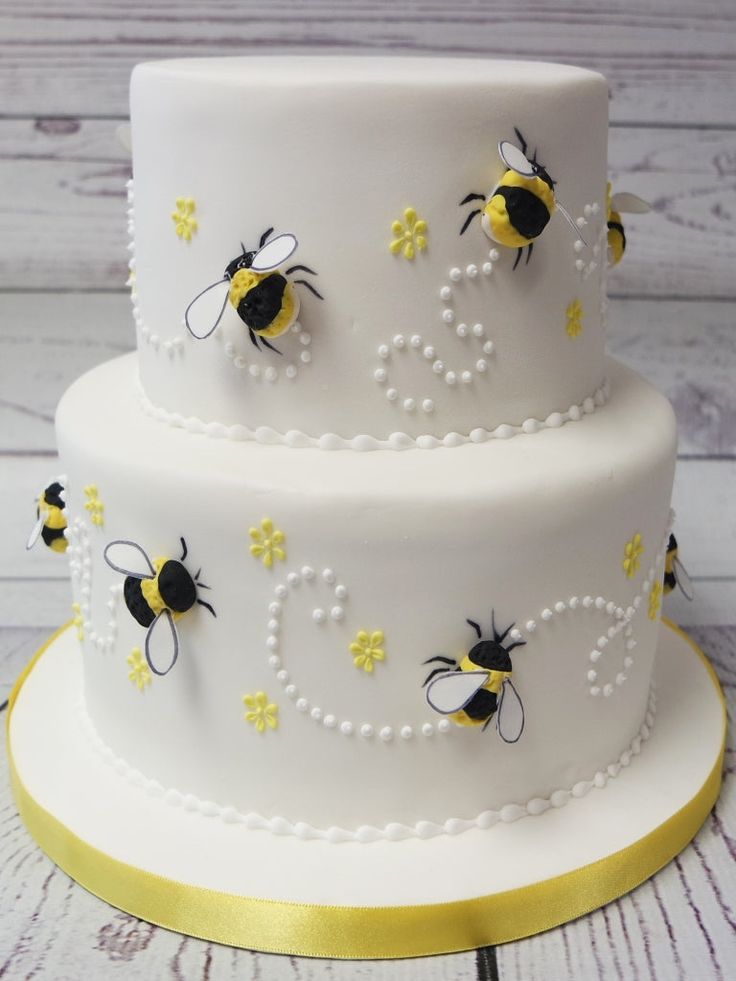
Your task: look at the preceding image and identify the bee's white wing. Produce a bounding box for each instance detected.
[425,670,489,714]
[497,679,525,744]
[184,278,230,340]
[145,609,180,676]
[251,233,299,272]
[610,192,651,214]
[674,558,695,601]
[498,141,535,177]
[26,511,47,550]
[104,540,156,580]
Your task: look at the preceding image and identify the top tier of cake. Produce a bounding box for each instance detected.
[130,57,609,447]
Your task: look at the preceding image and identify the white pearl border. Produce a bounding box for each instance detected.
[77,686,656,844]
[137,376,610,452]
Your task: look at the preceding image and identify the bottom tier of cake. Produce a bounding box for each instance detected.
[55,353,676,836]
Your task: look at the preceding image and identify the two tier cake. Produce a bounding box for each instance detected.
[8,58,725,958]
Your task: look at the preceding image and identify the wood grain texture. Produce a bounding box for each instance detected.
[1,121,734,296]
[1,0,736,125]
[607,299,736,457]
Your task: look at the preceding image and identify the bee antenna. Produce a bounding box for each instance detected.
[467,618,482,640]
[240,241,247,254]
[513,127,527,155]
[259,227,274,248]
[180,537,188,561]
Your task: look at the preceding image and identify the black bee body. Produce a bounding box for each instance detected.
[460,638,515,721]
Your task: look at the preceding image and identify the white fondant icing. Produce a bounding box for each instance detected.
[77,688,656,842]
[138,376,611,451]
[131,58,609,440]
[57,311,676,831]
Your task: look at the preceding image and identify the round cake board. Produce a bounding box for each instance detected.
[7,620,725,959]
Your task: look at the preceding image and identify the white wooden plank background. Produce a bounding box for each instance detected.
[0,1,734,978]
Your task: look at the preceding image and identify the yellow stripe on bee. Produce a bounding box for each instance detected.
[228,268,263,308]
[485,171,555,248]
[40,499,66,531]
[140,558,184,621]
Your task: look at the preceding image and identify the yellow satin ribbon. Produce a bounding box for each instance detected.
[6,619,726,959]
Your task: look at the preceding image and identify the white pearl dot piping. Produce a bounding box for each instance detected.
[265,567,447,741]
[68,516,121,655]
[138,376,610,452]
[572,201,604,280]
[220,320,311,385]
[510,513,673,699]
[79,685,656,844]
[374,262,498,413]
[127,181,187,357]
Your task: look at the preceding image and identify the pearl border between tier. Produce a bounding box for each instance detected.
[77,687,656,844]
[137,377,611,451]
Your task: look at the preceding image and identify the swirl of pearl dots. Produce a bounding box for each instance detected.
[220,319,312,385]
[572,201,604,280]
[373,252,500,416]
[67,517,122,655]
[264,566,452,743]
[505,515,673,699]
[126,179,186,357]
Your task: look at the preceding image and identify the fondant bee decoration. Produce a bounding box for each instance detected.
[422,613,526,742]
[26,478,68,554]
[663,534,694,600]
[104,537,216,676]
[606,185,651,266]
[184,229,323,353]
[459,128,583,270]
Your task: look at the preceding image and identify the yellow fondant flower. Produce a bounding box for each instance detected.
[243,691,279,733]
[83,484,104,528]
[349,630,386,673]
[389,207,428,260]
[72,601,84,641]
[127,648,152,692]
[171,197,198,241]
[648,580,663,621]
[249,517,286,568]
[623,533,644,579]
[566,298,584,338]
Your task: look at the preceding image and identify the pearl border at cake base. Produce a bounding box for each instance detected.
[6,619,725,960]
